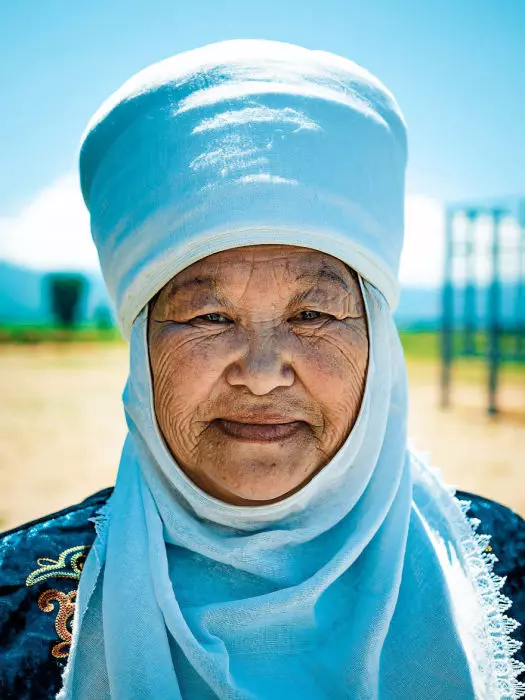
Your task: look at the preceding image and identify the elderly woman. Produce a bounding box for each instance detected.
[1,39,524,700]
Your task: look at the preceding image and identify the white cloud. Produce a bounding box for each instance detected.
[0,173,99,272]
[0,174,445,287]
[400,194,444,287]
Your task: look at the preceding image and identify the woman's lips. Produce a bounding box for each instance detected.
[215,419,304,442]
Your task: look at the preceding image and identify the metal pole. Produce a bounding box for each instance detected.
[441,207,454,409]
[488,209,502,415]
[518,199,525,359]
[464,210,477,356]
[516,226,525,359]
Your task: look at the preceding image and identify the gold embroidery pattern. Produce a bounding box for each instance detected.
[38,589,77,658]
[26,544,90,660]
[25,545,88,586]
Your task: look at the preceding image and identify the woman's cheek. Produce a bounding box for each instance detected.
[297,330,367,426]
[295,329,358,381]
[160,333,230,412]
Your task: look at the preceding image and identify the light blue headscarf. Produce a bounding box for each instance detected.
[59,40,524,699]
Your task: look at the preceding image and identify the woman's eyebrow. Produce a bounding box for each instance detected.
[288,271,355,309]
[167,276,233,307]
[295,268,351,293]
[168,276,225,300]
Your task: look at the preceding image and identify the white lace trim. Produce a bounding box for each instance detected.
[455,496,525,699]
[412,450,525,699]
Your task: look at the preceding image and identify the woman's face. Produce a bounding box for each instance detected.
[148,244,369,505]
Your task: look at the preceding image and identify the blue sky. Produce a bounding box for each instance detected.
[0,0,524,285]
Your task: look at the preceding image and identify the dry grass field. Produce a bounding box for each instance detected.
[0,341,524,531]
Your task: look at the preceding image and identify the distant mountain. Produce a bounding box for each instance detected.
[0,262,47,324]
[394,287,440,330]
[0,262,114,326]
[394,284,525,331]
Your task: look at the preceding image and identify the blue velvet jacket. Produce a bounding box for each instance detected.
[0,488,524,700]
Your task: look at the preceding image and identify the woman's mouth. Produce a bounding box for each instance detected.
[215,419,304,442]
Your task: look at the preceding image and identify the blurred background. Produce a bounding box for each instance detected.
[1,0,524,530]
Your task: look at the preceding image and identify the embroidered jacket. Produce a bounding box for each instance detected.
[0,488,524,700]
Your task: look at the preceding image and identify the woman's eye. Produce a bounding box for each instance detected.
[194,313,231,324]
[293,310,327,322]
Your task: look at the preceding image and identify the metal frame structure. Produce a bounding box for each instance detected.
[441,196,525,415]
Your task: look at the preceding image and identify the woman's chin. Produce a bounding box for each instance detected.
[193,461,315,506]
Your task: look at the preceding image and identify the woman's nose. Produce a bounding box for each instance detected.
[225,334,295,395]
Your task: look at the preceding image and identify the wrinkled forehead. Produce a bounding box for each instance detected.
[153,244,360,301]
[170,244,354,279]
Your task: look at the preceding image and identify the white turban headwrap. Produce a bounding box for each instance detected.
[79,39,407,337]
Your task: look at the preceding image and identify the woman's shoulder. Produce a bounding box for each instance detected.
[0,487,113,700]
[456,489,525,584]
